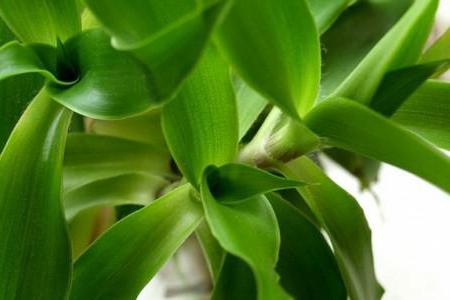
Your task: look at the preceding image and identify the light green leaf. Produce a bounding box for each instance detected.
[85,0,231,102]
[0,0,80,45]
[280,157,382,300]
[162,46,238,187]
[64,173,168,220]
[332,0,438,104]
[205,163,304,204]
[0,91,72,299]
[63,133,171,191]
[269,193,347,300]
[320,0,413,98]
[48,29,159,119]
[233,76,267,140]
[421,28,450,64]
[215,0,320,117]
[70,184,203,300]
[196,221,225,281]
[201,172,290,300]
[305,97,450,193]
[393,80,450,150]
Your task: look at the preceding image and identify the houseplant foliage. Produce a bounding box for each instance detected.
[0,0,449,299]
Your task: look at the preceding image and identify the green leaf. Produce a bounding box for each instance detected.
[280,157,382,300]
[201,173,290,300]
[70,184,203,300]
[64,173,168,220]
[370,60,450,116]
[393,80,450,150]
[307,0,353,33]
[0,91,72,299]
[215,0,320,117]
[320,0,413,98]
[233,76,267,140]
[48,29,159,119]
[268,193,347,300]
[305,97,450,193]
[63,133,171,191]
[332,0,438,104]
[212,254,257,300]
[196,221,225,281]
[205,163,304,204]
[85,0,231,102]
[421,28,450,64]
[0,0,81,44]
[162,46,238,187]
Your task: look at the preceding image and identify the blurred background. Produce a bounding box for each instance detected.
[140,1,450,299]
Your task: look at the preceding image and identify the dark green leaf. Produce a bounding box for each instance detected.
[393,80,450,150]
[0,91,72,299]
[280,157,382,300]
[70,184,203,300]
[269,193,347,300]
[85,0,231,102]
[305,97,450,193]
[0,0,81,44]
[215,0,320,117]
[162,46,238,187]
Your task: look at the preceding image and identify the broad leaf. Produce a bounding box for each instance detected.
[0,91,72,299]
[269,193,347,300]
[332,0,438,104]
[162,46,238,186]
[280,157,382,300]
[215,0,320,117]
[0,0,81,44]
[70,184,203,300]
[305,98,450,193]
[64,133,171,191]
[85,0,231,102]
[307,0,353,33]
[201,174,290,300]
[64,173,168,220]
[393,80,450,150]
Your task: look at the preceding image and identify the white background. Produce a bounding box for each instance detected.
[140,1,450,299]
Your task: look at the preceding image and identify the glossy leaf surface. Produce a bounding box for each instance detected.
[85,0,230,102]
[215,0,320,117]
[71,184,203,300]
[162,47,238,186]
[0,91,72,299]
[305,98,450,193]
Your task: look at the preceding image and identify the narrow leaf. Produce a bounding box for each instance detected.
[64,173,168,220]
[0,0,81,44]
[196,221,225,281]
[393,80,450,150]
[205,164,304,204]
[215,0,320,117]
[70,184,203,300]
[63,133,171,191]
[307,0,353,33]
[332,0,438,104]
[280,157,382,300]
[162,46,238,186]
[305,97,450,193]
[0,91,72,299]
[421,28,450,64]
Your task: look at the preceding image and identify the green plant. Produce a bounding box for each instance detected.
[0,0,449,299]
